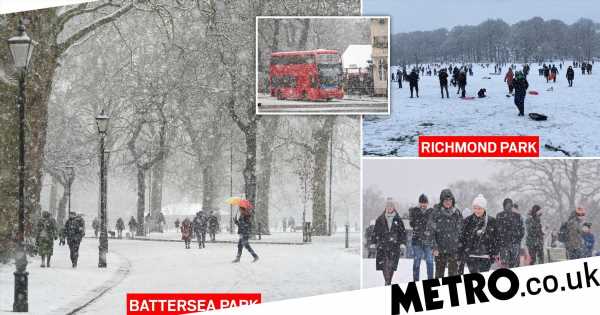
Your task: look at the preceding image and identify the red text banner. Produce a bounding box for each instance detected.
[418,136,540,157]
[126,293,261,315]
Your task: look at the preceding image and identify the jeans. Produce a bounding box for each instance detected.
[412,244,434,281]
[528,245,544,265]
[435,253,459,278]
[567,248,585,260]
[237,234,258,258]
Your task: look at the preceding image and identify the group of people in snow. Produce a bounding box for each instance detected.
[178,210,220,249]
[35,211,85,268]
[394,60,594,117]
[366,190,596,285]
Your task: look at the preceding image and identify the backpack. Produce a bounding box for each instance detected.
[558,221,568,243]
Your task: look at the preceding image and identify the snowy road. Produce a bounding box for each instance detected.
[2,233,360,314]
[257,93,388,114]
[363,63,600,156]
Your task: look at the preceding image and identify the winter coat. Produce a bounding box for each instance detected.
[192,213,208,233]
[565,212,584,251]
[408,71,419,86]
[116,218,125,231]
[513,78,529,97]
[181,219,193,241]
[208,215,219,232]
[495,210,524,248]
[36,214,57,256]
[92,218,100,231]
[525,215,544,248]
[372,211,407,271]
[459,213,498,258]
[566,68,575,80]
[504,70,514,85]
[409,206,433,246]
[438,71,448,86]
[583,232,595,257]
[64,215,85,242]
[235,214,253,236]
[428,189,463,255]
[457,72,467,87]
[128,218,137,231]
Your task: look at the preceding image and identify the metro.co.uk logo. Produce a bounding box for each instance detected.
[391,262,599,314]
[126,293,261,314]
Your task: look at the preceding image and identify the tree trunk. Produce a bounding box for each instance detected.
[136,168,146,236]
[201,165,217,211]
[49,176,58,218]
[150,158,165,218]
[311,117,336,235]
[56,186,68,226]
[256,117,279,234]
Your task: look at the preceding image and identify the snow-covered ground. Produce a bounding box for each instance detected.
[2,233,359,314]
[363,62,600,156]
[257,93,388,114]
[362,258,427,288]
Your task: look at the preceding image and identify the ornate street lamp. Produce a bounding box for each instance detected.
[8,18,34,313]
[95,110,110,268]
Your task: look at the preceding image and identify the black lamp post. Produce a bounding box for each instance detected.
[65,165,75,213]
[95,110,110,268]
[8,18,34,313]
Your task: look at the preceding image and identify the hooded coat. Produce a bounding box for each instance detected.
[372,210,407,271]
[525,214,544,248]
[428,189,463,255]
[409,206,433,246]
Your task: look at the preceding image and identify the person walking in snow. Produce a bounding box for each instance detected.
[523,64,530,78]
[36,211,57,268]
[495,198,524,268]
[396,69,403,89]
[208,210,219,242]
[128,216,137,238]
[582,223,595,258]
[457,70,467,98]
[429,189,463,278]
[408,69,419,98]
[372,197,407,285]
[459,194,498,273]
[564,206,587,259]
[566,66,575,87]
[526,205,544,265]
[115,217,125,239]
[64,211,85,268]
[174,218,180,232]
[438,69,449,98]
[232,205,260,263]
[92,217,100,238]
[543,64,550,82]
[181,218,193,249]
[504,67,514,94]
[587,63,592,75]
[550,65,558,82]
[192,211,208,249]
[409,194,434,281]
[513,71,529,117]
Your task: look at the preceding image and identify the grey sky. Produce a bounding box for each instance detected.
[363,0,600,34]
[363,159,500,204]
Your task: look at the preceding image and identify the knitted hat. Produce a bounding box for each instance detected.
[418,194,428,204]
[384,197,397,210]
[472,194,487,209]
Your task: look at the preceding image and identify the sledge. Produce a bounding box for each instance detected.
[528,90,539,95]
[506,94,512,98]
[529,113,547,121]
[461,96,476,100]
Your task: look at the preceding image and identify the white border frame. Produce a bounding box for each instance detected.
[255,16,391,116]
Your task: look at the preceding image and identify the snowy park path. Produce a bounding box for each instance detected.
[0,240,128,314]
[364,63,600,156]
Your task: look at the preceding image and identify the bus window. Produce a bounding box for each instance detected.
[272,75,297,88]
[271,55,315,65]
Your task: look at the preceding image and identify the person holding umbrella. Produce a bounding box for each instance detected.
[229,198,259,263]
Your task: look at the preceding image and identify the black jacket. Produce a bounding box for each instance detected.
[408,71,419,85]
[235,214,252,236]
[193,213,208,233]
[457,72,467,86]
[513,78,529,96]
[525,215,544,248]
[372,211,407,271]
[438,71,448,85]
[409,206,433,246]
[64,215,85,242]
[496,210,524,248]
[428,189,463,255]
[460,214,498,258]
[566,68,575,80]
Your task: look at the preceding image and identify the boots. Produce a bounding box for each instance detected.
[232,257,241,263]
[46,255,51,268]
[40,256,46,268]
[252,256,260,263]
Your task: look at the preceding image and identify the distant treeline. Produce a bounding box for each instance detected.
[392,17,600,65]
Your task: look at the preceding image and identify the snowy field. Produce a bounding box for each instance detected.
[257,93,388,114]
[1,234,359,314]
[363,62,600,156]
[362,258,427,288]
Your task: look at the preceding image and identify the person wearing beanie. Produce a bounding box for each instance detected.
[582,223,595,258]
[429,189,463,278]
[526,205,544,265]
[459,194,499,273]
[409,194,434,281]
[372,197,407,285]
[496,198,525,268]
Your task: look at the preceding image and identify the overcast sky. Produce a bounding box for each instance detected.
[363,159,501,204]
[363,0,600,34]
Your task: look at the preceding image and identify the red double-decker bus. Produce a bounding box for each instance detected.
[269,49,344,101]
